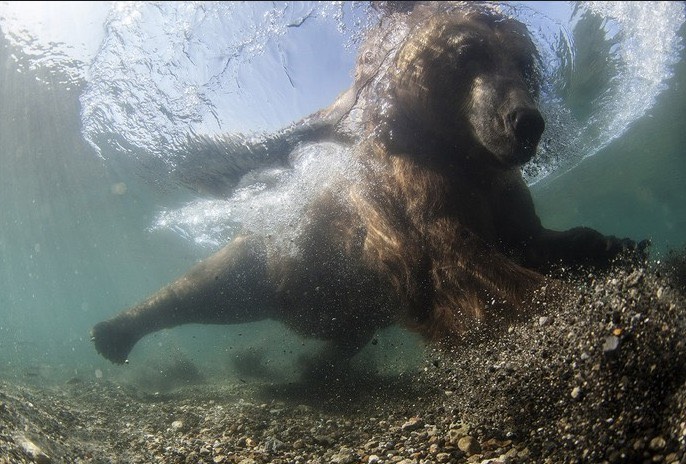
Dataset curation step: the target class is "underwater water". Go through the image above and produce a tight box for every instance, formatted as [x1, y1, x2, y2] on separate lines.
[0, 0, 684, 405]
[1, 2, 686, 463]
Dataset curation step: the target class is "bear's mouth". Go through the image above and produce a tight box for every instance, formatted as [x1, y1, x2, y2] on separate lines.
[513, 139, 540, 164]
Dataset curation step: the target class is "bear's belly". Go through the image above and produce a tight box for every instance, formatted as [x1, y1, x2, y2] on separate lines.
[274, 267, 398, 341]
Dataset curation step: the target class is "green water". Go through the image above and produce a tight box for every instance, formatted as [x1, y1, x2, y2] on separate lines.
[533, 33, 686, 257]
[0, 30, 198, 377]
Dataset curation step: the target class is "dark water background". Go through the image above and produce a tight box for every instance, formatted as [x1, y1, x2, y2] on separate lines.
[0, 1, 684, 388]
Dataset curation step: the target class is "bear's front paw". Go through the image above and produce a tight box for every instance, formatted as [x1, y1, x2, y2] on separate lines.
[91, 319, 138, 364]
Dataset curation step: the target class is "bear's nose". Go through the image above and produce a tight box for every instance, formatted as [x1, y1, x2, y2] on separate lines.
[508, 108, 545, 146]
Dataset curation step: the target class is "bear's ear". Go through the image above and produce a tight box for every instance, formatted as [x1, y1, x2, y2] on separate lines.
[370, 1, 418, 16]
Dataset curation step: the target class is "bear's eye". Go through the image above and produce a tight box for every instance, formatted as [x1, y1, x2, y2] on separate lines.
[454, 39, 485, 60]
[455, 44, 475, 58]
[448, 41, 489, 75]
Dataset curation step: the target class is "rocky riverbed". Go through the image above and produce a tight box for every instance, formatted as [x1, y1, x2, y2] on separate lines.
[1, 255, 685, 463]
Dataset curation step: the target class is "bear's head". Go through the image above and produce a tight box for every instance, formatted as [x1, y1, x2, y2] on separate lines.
[358, 3, 545, 169]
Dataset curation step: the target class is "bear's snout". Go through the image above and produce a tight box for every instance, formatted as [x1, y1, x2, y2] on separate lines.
[506, 107, 545, 162]
[508, 108, 545, 147]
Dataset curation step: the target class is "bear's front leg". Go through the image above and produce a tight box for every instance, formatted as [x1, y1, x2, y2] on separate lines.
[91, 234, 277, 364]
[525, 227, 650, 271]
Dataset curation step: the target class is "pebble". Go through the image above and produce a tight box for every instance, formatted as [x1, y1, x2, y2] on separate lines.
[667, 453, 680, 463]
[458, 436, 481, 455]
[365, 440, 379, 450]
[331, 446, 357, 464]
[657, 286, 665, 299]
[15, 434, 51, 464]
[436, 452, 452, 463]
[626, 270, 643, 287]
[447, 426, 469, 445]
[649, 436, 666, 450]
[603, 335, 620, 352]
[401, 416, 424, 431]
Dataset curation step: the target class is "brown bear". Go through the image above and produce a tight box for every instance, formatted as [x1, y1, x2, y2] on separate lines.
[91, 2, 644, 366]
